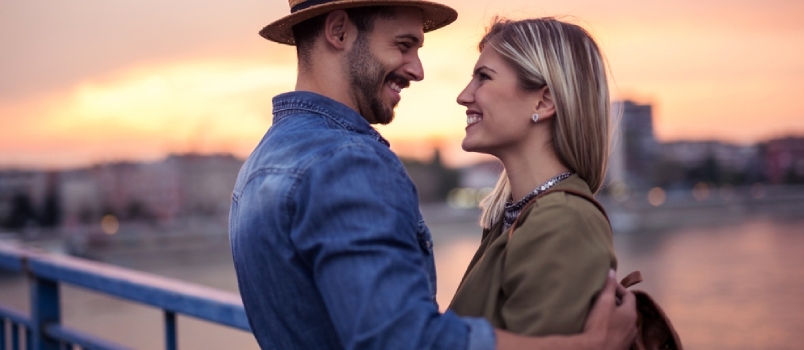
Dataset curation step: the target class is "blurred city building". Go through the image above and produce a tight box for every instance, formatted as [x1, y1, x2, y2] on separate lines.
[609, 100, 660, 190]
[657, 141, 763, 187]
[59, 154, 242, 227]
[606, 100, 785, 191]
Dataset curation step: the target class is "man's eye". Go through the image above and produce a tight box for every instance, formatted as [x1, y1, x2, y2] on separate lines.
[398, 42, 411, 51]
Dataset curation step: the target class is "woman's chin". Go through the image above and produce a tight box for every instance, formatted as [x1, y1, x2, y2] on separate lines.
[461, 139, 485, 154]
[460, 139, 473, 152]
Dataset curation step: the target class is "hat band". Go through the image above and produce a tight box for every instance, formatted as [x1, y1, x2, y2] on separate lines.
[291, 0, 334, 13]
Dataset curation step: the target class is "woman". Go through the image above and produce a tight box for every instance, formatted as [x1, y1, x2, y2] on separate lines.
[448, 17, 617, 336]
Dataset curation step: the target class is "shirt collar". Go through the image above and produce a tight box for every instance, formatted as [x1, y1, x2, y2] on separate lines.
[271, 91, 389, 146]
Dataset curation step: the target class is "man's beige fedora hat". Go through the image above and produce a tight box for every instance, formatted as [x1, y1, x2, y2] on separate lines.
[260, 0, 458, 45]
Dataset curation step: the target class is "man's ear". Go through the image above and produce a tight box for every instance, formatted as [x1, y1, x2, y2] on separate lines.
[323, 10, 354, 50]
[534, 86, 556, 120]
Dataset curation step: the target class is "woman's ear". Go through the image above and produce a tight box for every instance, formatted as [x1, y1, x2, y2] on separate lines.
[323, 10, 354, 50]
[534, 86, 556, 120]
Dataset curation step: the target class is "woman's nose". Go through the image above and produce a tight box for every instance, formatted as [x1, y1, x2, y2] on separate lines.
[456, 83, 474, 106]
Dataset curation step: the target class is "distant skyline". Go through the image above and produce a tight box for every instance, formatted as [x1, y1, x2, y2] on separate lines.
[2, 0, 803, 169]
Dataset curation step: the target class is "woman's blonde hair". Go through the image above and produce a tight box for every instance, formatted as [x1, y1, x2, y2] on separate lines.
[478, 17, 611, 229]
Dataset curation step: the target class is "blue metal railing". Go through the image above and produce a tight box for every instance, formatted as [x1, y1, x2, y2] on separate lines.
[0, 243, 250, 349]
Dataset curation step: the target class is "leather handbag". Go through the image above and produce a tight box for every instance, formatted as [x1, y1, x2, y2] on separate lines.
[619, 271, 683, 350]
[510, 188, 683, 350]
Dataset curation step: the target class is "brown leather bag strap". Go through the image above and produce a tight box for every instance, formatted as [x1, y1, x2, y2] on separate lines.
[507, 187, 611, 240]
[620, 270, 643, 288]
[507, 195, 539, 240]
[549, 188, 610, 224]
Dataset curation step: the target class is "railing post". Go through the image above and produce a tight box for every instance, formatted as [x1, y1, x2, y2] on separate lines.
[1, 319, 5, 350]
[11, 324, 19, 350]
[30, 276, 60, 350]
[165, 311, 177, 350]
[26, 327, 33, 350]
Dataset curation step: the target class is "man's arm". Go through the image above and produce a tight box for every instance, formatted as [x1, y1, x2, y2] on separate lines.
[495, 270, 638, 350]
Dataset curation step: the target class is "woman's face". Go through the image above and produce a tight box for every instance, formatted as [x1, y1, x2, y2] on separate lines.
[457, 48, 540, 156]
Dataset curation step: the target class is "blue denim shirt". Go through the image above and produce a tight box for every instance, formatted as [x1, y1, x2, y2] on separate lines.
[229, 91, 496, 350]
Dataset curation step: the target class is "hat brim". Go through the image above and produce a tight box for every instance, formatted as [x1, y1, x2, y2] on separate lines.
[259, 0, 458, 45]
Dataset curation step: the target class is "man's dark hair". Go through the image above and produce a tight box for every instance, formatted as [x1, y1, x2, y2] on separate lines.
[292, 7, 396, 67]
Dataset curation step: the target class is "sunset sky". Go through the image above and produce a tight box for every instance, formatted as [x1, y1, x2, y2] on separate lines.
[2, 0, 803, 169]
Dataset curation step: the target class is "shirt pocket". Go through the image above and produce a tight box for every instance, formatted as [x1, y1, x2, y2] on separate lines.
[416, 219, 438, 304]
[416, 219, 434, 254]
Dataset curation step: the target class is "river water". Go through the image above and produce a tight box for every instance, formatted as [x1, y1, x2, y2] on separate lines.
[2, 214, 803, 349]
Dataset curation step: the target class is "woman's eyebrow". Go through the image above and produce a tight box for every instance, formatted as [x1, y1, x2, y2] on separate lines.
[474, 66, 497, 75]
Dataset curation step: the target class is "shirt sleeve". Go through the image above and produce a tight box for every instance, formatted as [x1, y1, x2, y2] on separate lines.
[500, 199, 615, 336]
[289, 142, 495, 350]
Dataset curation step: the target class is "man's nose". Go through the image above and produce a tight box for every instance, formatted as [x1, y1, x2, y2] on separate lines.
[404, 56, 424, 81]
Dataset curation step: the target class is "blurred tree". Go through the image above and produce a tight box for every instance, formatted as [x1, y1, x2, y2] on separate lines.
[40, 189, 61, 227]
[652, 158, 686, 188]
[78, 207, 95, 224]
[401, 149, 459, 203]
[39, 171, 62, 228]
[125, 200, 157, 222]
[4, 192, 36, 229]
[686, 154, 722, 185]
[784, 166, 804, 184]
[429, 149, 460, 201]
[701, 155, 722, 183]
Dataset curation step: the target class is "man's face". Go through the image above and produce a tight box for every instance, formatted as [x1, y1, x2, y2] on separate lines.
[345, 7, 425, 125]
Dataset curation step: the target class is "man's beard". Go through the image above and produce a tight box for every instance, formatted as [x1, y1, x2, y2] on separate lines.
[346, 34, 395, 125]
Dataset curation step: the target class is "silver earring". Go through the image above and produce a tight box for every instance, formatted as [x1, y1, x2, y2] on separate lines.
[531, 113, 539, 123]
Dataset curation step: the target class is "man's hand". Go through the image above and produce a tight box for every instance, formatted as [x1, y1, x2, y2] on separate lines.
[583, 269, 638, 350]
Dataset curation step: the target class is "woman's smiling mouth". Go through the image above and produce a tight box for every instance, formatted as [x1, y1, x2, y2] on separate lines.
[466, 111, 483, 126]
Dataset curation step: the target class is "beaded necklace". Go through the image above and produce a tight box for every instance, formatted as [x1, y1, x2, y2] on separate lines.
[502, 172, 574, 232]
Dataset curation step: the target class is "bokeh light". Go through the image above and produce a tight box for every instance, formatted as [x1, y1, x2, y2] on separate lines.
[693, 182, 710, 201]
[648, 187, 666, 206]
[101, 215, 119, 235]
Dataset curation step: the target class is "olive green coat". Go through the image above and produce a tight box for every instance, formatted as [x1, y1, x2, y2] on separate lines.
[448, 175, 617, 336]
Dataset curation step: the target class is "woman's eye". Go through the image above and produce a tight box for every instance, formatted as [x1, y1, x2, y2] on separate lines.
[478, 73, 491, 81]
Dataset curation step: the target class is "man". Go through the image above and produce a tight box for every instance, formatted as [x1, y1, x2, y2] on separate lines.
[229, 1, 637, 349]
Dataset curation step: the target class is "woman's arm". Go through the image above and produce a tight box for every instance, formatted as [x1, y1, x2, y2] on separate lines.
[496, 271, 638, 350]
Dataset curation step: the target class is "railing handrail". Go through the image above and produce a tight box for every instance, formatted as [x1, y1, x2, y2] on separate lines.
[0, 243, 251, 349]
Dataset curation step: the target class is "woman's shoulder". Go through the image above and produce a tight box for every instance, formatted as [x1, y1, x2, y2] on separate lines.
[523, 175, 604, 221]
[524, 190, 606, 226]
[511, 190, 613, 256]
[509, 189, 617, 268]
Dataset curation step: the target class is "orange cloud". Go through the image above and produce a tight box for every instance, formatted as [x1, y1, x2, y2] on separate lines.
[0, 60, 294, 168]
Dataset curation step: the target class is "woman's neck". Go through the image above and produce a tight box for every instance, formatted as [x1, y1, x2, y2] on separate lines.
[499, 146, 570, 202]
